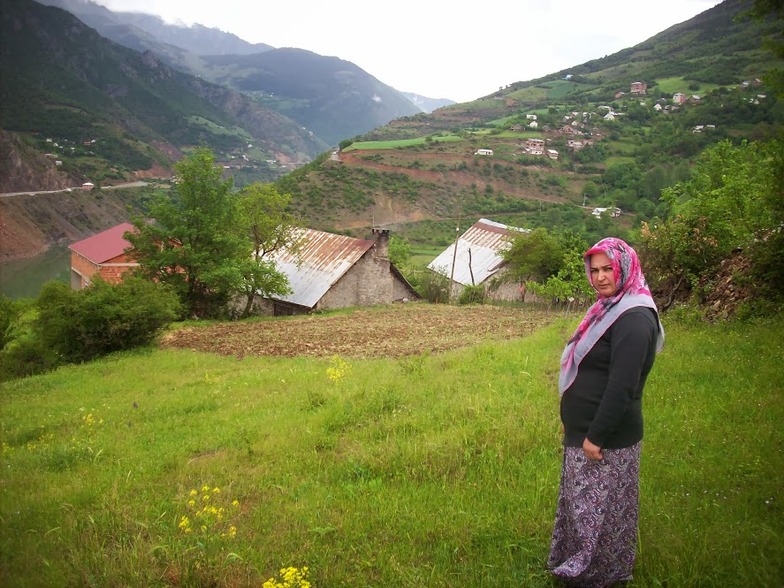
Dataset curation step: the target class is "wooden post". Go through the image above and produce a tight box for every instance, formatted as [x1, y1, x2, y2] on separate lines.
[449, 224, 460, 300]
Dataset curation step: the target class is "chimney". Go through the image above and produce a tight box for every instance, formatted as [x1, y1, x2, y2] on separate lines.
[372, 227, 390, 260]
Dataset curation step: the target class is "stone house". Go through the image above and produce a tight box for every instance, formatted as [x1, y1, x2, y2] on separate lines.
[427, 218, 529, 302]
[69, 222, 139, 289]
[591, 207, 622, 218]
[630, 81, 647, 94]
[256, 227, 419, 316]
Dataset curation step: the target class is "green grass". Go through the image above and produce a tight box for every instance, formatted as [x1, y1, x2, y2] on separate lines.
[185, 116, 252, 140]
[408, 245, 444, 267]
[1, 311, 782, 587]
[543, 81, 583, 101]
[346, 135, 464, 151]
[655, 76, 726, 96]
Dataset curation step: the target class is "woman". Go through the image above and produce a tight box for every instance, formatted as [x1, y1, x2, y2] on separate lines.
[547, 237, 665, 587]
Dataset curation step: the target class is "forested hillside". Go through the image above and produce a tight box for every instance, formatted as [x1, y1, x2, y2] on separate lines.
[0, 0, 325, 192]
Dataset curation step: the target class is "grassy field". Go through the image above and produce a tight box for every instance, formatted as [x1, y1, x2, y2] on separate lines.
[654, 77, 724, 96]
[409, 245, 447, 267]
[346, 136, 464, 151]
[1, 306, 782, 587]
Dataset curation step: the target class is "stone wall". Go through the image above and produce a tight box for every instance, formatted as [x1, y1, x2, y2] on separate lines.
[449, 267, 532, 303]
[318, 230, 403, 310]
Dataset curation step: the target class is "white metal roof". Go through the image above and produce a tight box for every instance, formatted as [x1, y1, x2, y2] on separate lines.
[267, 228, 375, 309]
[427, 218, 528, 286]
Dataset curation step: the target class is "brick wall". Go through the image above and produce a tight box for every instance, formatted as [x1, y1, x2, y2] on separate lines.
[70, 251, 138, 289]
[70, 251, 99, 289]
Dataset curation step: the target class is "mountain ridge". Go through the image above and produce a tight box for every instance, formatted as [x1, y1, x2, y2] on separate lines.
[1, 0, 328, 185]
[35, 0, 429, 140]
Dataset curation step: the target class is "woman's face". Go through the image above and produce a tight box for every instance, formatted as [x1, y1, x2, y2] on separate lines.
[589, 252, 619, 297]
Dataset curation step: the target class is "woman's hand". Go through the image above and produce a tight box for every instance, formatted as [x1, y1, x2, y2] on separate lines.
[582, 438, 603, 462]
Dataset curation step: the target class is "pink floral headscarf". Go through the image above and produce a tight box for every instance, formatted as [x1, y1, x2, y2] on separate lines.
[558, 237, 664, 395]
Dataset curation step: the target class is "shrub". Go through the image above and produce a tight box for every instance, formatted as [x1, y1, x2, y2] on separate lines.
[417, 269, 451, 304]
[0, 332, 58, 382]
[458, 285, 486, 305]
[0, 295, 20, 350]
[32, 276, 182, 365]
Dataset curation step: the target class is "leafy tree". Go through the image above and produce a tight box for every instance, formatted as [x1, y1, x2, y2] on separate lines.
[501, 227, 565, 300]
[128, 148, 247, 318]
[502, 227, 563, 282]
[528, 235, 593, 308]
[639, 139, 782, 309]
[235, 183, 299, 317]
[601, 161, 643, 195]
[581, 180, 600, 201]
[388, 235, 412, 268]
[664, 140, 774, 246]
[419, 267, 451, 304]
[746, 0, 784, 98]
[747, 138, 784, 302]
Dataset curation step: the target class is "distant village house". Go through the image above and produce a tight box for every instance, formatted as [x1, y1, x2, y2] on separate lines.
[591, 207, 622, 218]
[69, 223, 139, 289]
[522, 137, 545, 156]
[630, 81, 647, 95]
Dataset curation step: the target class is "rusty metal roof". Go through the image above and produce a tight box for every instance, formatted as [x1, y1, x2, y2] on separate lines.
[69, 223, 136, 264]
[427, 218, 528, 286]
[268, 228, 375, 308]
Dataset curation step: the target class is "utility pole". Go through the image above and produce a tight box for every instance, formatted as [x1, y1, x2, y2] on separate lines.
[449, 222, 460, 300]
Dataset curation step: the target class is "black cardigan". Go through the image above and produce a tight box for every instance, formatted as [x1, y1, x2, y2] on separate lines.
[560, 306, 659, 449]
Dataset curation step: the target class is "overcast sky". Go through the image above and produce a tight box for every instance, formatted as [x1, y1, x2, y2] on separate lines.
[94, 0, 724, 103]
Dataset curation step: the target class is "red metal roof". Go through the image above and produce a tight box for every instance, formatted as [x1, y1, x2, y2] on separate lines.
[69, 222, 136, 264]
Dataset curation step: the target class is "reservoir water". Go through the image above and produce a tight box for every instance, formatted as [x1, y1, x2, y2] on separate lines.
[0, 246, 71, 299]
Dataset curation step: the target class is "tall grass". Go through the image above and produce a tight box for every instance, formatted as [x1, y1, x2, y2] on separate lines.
[1, 313, 782, 587]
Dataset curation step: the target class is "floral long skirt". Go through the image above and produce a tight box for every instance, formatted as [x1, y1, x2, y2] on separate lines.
[547, 442, 641, 588]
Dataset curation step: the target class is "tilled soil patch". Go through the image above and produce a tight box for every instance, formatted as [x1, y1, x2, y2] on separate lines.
[160, 304, 555, 359]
